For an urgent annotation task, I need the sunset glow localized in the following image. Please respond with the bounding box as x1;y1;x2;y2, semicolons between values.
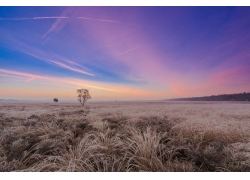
1;7;250;101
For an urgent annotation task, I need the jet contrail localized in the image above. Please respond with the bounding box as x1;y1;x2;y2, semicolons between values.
25;77;36;82
0;17;68;21
78;17;124;23
0;16;145;26
0;68;115;92
78;17;144;26
116;46;140;56
24;51;95;77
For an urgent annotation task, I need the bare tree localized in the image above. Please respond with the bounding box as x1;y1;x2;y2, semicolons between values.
76;89;91;105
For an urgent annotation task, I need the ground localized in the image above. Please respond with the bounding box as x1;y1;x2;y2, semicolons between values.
0;101;250;171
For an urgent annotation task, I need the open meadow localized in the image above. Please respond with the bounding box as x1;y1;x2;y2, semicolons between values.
0;101;250;172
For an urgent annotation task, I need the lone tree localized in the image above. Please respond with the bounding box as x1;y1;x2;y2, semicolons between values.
76;89;91;105
53;98;58;102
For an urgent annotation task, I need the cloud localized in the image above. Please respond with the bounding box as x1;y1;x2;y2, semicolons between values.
0;69;42;81
0;68;108;91
115;46;140;56
74;13;175;87
43;18;65;38
0;17;69;21
0;68;164;99
78;17;143;26
50;52;91;71
25;77;36;82
74;9;250;99
26;52;95;77
4;38;95;77
47;59;95;76
43;8;72;38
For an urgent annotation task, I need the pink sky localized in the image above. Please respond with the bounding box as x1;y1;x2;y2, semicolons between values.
0;7;250;101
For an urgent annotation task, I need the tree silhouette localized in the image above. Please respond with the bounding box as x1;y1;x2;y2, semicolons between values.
53;98;58;102
168;92;250;101
76;89;91;105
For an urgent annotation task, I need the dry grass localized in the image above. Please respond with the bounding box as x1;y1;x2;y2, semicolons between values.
0;101;250;172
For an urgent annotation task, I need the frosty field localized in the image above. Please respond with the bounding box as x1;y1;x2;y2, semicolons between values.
0;101;250;171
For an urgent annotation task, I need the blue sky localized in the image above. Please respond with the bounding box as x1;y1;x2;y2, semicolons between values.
0;6;250;100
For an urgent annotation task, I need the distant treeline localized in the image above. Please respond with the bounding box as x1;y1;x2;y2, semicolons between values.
168;92;250;101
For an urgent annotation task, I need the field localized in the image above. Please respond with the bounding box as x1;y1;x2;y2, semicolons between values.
0;101;250;172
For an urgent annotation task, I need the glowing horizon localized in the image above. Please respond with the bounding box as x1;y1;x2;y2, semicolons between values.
1;7;250;101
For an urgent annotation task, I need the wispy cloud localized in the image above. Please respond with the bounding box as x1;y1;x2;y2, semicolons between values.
0;17;68;21
43;9;72;38
0;16;139;26
25;51;95;77
50;52;91;71
0;13;71;45
25;77;36;82
41;37;51;45
43;18;64;38
0;69;42;81
48;59;95;76
115;46;140;56
3;38;95;77
78;16;144;26
0;68;107;91
0;68;160;99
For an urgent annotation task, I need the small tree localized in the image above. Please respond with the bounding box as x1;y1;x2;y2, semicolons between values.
76;89;91;106
53;98;58;102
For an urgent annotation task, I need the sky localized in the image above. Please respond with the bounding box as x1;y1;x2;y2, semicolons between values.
0;6;250;101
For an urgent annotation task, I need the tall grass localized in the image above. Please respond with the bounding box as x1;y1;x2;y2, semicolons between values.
0;102;250;171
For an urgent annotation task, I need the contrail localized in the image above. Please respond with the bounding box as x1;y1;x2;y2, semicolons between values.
0;16;145;26
25;77;36;82
78;17;144;26
78;17;125;23
0;17;68;21
0;16;129;23
0;68;114;92
43;9;71;38
33;17;68;19
24;51;95;77
48;59;95;77
116;46;140;56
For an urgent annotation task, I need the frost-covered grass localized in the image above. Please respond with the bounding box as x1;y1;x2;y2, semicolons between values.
0;101;250;171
